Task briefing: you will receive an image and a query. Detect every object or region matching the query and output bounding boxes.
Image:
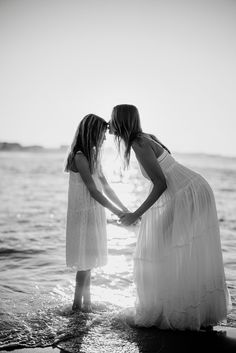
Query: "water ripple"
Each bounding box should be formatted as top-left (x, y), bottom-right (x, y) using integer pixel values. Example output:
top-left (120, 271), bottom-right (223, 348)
top-left (0, 151), bottom-right (235, 350)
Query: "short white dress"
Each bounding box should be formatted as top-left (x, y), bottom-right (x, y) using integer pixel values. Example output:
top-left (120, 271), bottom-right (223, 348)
top-left (134, 148), bottom-right (230, 330)
top-left (66, 154), bottom-right (107, 271)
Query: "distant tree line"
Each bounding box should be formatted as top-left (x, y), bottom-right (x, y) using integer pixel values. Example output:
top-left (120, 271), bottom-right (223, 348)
top-left (0, 142), bottom-right (43, 151)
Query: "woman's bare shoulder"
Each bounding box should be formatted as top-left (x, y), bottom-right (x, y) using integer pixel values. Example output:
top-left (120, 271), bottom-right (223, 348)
top-left (132, 134), bottom-right (149, 147)
top-left (132, 136), bottom-right (153, 156)
top-left (133, 134), bottom-right (164, 158)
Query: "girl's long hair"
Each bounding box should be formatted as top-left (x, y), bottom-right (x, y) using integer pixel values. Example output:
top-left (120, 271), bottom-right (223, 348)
top-left (110, 104), bottom-right (170, 167)
top-left (65, 114), bottom-right (108, 173)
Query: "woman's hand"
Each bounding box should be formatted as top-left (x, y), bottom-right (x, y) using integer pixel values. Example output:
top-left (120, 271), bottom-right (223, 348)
top-left (120, 212), bottom-right (138, 226)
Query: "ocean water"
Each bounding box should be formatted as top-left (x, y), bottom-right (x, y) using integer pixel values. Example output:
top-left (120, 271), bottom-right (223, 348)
top-left (0, 150), bottom-right (235, 351)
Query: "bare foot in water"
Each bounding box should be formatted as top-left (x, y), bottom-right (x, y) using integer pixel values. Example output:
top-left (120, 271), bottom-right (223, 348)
top-left (83, 302), bottom-right (92, 312)
top-left (126, 316), bottom-right (136, 327)
top-left (72, 300), bottom-right (82, 311)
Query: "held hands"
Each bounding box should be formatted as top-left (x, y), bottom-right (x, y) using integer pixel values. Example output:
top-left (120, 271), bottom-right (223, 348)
top-left (115, 206), bottom-right (130, 219)
top-left (114, 207), bottom-right (141, 226)
top-left (119, 212), bottom-right (139, 226)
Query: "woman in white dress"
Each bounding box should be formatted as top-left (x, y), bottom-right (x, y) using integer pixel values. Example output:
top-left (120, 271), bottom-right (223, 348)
top-left (109, 104), bottom-right (230, 330)
top-left (65, 114), bottom-right (128, 311)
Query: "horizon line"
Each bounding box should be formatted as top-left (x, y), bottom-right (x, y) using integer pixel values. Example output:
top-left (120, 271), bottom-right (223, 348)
top-left (0, 140), bottom-right (235, 159)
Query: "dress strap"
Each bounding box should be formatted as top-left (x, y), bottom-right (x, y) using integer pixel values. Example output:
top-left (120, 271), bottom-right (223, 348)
top-left (141, 134), bottom-right (164, 149)
top-left (140, 134), bottom-right (171, 162)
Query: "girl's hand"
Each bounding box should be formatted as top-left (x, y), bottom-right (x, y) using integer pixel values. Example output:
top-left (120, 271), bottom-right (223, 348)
top-left (115, 210), bottom-right (126, 218)
top-left (122, 206), bottom-right (130, 213)
top-left (120, 212), bottom-right (138, 226)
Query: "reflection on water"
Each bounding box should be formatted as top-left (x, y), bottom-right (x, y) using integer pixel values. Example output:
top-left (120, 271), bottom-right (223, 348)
top-left (0, 151), bottom-right (235, 351)
top-left (0, 221), bottom-right (139, 350)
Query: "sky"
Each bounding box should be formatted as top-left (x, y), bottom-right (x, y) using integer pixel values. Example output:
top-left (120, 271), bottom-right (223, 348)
top-left (0, 0), bottom-right (236, 156)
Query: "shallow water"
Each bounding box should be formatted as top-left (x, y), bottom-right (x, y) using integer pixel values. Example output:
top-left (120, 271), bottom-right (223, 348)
top-left (0, 150), bottom-right (235, 351)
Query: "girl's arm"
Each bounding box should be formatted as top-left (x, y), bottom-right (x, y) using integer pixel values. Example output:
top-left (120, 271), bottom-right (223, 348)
top-left (121, 139), bottom-right (167, 225)
top-left (99, 172), bottom-right (129, 212)
top-left (74, 153), bottom-right (123, 217)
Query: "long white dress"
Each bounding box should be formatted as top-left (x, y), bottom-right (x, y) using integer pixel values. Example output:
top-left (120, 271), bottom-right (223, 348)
top-left (134, 149), bottom-right (230, 330)
top-left (66, 157), bottom-right (107, 271)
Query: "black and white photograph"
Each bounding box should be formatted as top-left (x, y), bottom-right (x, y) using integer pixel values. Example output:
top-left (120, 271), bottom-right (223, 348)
top-left (0, 0), bottom-right (236, 352)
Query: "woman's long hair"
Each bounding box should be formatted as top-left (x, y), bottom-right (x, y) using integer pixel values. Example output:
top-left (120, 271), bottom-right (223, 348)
top-left (110, 104), bottom-right (170, 167)
top-left (65, 114), bottom-right (108, 173)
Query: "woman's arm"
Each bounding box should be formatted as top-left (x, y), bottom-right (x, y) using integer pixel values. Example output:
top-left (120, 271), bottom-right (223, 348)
top-left (99, 172), bottom-right (129, 212)
top-left (121, 139), bottom-right (167, 225)
top-left (74, 154), bottom-right (123, 217)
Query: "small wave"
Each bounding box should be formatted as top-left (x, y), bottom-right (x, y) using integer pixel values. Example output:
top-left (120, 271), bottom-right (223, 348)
top-left (1, 229), bottom-right (17, 234)
top-left (0, 248), bottom-right (45, 256)
top-left (16, 219), bottom-right (30, 224)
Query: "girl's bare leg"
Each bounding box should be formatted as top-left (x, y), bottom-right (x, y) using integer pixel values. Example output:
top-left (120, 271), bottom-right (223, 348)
top-left (83, 270), bottom-right (92, 311)
top-left (72, 270), bottom-right (87, 311)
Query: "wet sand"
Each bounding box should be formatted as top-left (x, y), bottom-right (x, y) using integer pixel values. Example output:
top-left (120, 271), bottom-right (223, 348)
top-left (1, 326), bottom-right (236, 353)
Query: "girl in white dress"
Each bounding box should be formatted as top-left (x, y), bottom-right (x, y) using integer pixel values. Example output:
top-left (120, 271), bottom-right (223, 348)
top-left (109, 104), bottom-right (230, 330)
top-left (65, 114), bottom-right (128, 311)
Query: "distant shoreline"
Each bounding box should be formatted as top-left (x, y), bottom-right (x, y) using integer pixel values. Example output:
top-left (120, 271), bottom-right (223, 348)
top-left (0, 142), bottom-right (235, 160)
top-left (0, 142), bottom-right (68, 152)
